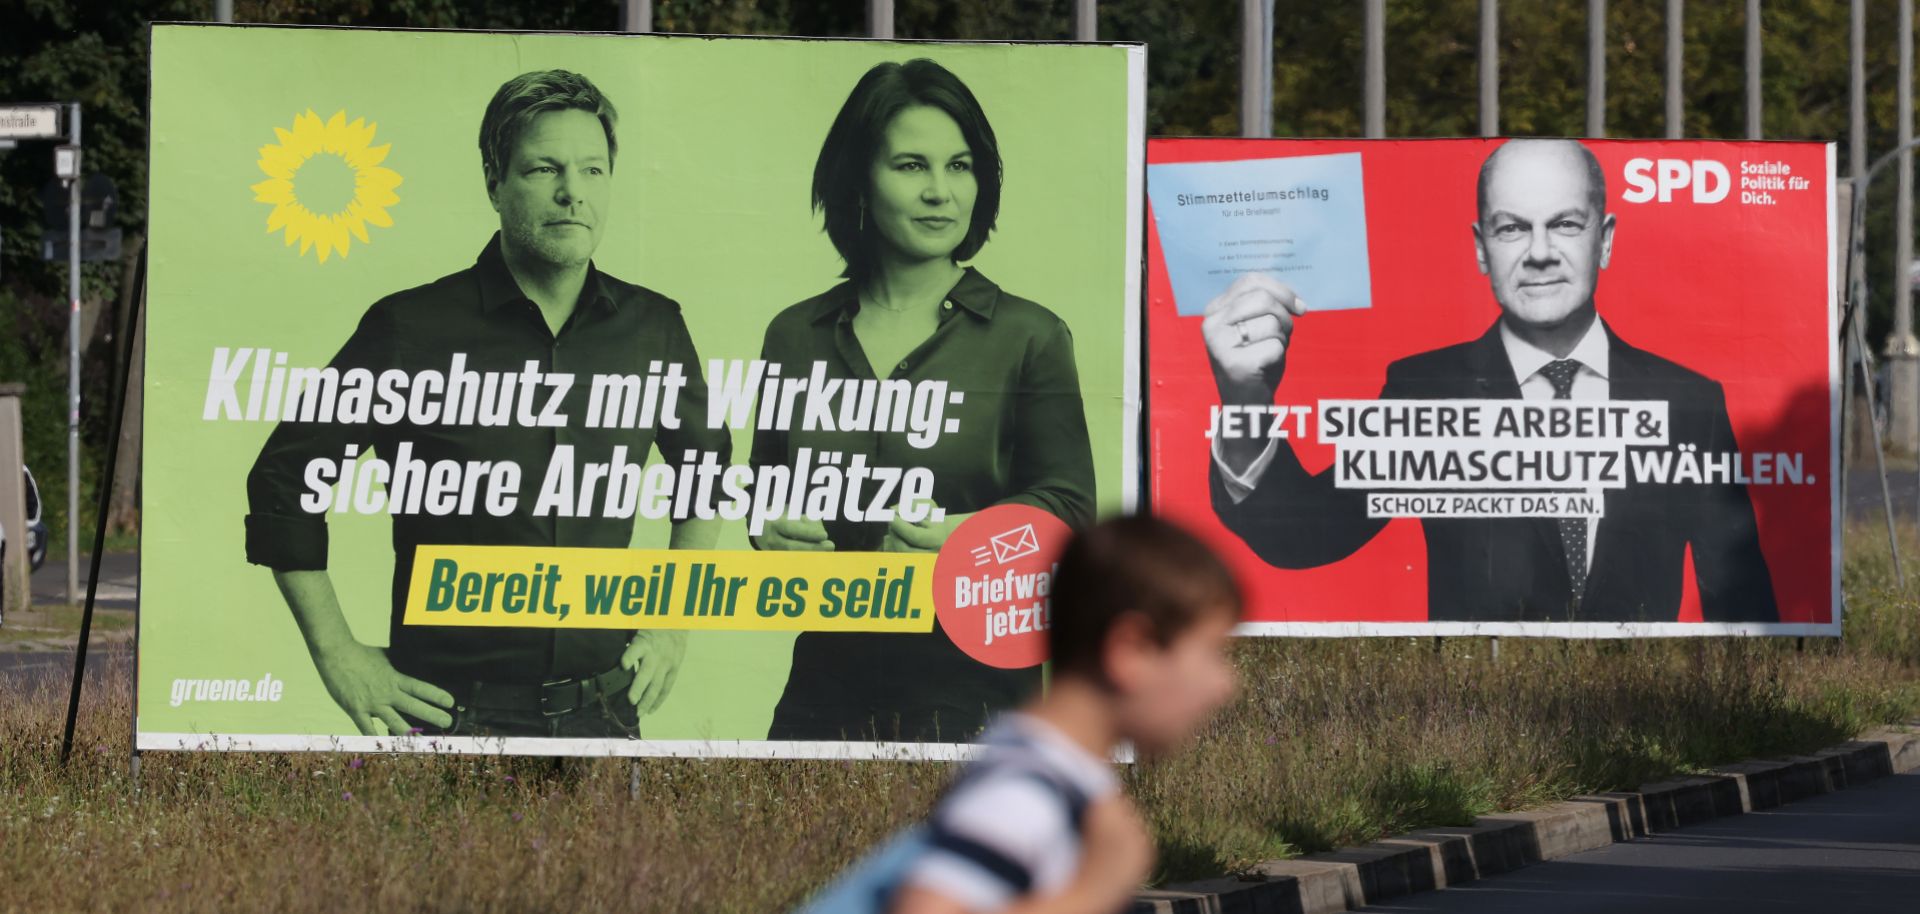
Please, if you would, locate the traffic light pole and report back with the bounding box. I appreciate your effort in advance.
[65,103,81,606]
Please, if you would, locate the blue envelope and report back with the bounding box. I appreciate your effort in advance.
[1148,152,1373,316]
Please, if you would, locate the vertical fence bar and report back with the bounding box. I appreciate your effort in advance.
[1746,0,1762,139]
[1261,0,1274,134]
[1588,0,1606,137]
[1891,1,1920,456]
[1480,0,1499,137]
[1365,0,1385,137]
[1854,0,1867,180]
[868,0,894,39]
[1903,0,1918,476]
[1074,0,1097,41]
[1847,1,1867,518]
[1241,0,1273,137]
[619,0,651,32]
[1666,0,1683,137]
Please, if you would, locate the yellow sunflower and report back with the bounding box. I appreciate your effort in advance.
[250,109,402,263]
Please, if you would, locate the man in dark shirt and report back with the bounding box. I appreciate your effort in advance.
[246,70,728,738]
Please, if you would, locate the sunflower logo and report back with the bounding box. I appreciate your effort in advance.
[250,109,402,263]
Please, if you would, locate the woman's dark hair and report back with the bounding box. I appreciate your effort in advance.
[812,59,1003,285]
[1048,515,1243,678]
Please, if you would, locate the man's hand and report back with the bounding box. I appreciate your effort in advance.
[622,629,688,715]
[1202,273,1307,407]
[755,517,835,551]
[881,508,973,553]
[311,640,455,736]
[1202,274,1306,473]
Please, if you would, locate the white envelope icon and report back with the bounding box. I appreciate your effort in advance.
[988,523,1041,564]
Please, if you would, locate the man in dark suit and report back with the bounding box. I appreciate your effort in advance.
[1202,138,1776,623]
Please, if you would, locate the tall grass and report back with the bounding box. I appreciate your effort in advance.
[2,526,1916,912]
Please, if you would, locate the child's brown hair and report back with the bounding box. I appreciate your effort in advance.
[1048,515,1242,677]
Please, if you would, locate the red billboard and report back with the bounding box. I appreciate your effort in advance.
[1147,138,1837,636]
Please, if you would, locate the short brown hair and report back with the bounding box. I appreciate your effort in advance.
[1049,515,1242,677]
[479,69,618,193]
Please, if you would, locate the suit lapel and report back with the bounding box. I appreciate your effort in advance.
[1465,323,1525,398]
[1598,322,1651,398]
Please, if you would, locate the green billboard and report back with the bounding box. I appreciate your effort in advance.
[141,24,1144,758]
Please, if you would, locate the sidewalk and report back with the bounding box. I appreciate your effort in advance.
[1357,769,1920,912]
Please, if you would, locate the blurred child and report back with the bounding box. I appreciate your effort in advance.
[797,515,1243,914]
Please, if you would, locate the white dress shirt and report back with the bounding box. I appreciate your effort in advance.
[1212,317,1611,571]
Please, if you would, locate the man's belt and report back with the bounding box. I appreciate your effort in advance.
[458,666,636,718]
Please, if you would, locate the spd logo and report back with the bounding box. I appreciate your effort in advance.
[1621,158,1731,204]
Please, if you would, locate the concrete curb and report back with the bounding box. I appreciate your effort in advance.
[1130,726,1920,914]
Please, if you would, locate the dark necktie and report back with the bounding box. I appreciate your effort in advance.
[1539,359,1587,597]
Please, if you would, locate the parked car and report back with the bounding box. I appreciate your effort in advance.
[23,466,46,572]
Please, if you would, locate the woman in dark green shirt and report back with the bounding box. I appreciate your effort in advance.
[752,59,1096,743]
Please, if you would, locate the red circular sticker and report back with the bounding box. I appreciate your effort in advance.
[933,505,1072,669]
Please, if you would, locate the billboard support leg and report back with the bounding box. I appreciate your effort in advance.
[1855,314,1905,587]
[59,250,144,765]
[1840,321,1854,537]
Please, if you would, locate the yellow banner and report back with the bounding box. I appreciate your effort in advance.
[401,545,936,633]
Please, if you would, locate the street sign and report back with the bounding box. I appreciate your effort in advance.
[0,105,61,140]
[53,145,80,179]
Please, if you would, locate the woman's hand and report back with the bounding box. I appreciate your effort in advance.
[881,508,973,553]
[754,518,835,551]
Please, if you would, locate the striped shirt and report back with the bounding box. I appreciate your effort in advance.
[902,714,1121,910]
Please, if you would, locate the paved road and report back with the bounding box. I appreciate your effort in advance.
[1845,466,1919,521]
[0,644,127,678]
[28,550,139,609]
[1359,770,1920,912]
